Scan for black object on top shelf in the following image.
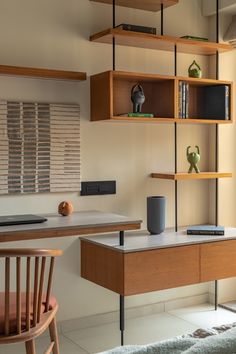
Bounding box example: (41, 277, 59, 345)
(116, 24, 156, 35)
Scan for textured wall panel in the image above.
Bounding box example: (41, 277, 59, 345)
(0, 101, 80, 194)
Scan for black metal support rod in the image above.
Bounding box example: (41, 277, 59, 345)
(120, 295, 125, 346)
(214, 0, 219, 308)
(119, 231, 124, 246)
(112, 0, 116, 28)
(174, 122, 178, 232)
(112, 0, 116, 70)
(161, 3, 164, 36)
(216, 51, 219, 80)
(215, 280, 218, 310)
(215, 124, 219, 226)
(174, 45, 177, 76)
(175, 181, 178, 232)
(113, 38, 116, 71)
(174, 123, 177, 173)
(216, 0, 219, 43)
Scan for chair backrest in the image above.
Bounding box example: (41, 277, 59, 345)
(0, 248, 62, 336)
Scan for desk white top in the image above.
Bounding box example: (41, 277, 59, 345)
(80, 227, 236, 253)
(0, 211, 142, 242)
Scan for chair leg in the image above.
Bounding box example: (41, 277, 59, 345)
(25, 339, 36, 354)
(49, 317, 60, 354)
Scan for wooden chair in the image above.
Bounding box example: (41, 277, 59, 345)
(0, 248, 62, 354)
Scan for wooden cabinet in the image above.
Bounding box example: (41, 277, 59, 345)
(81, 240, 200, 296)
(200, 240, 236, 282)
(81, 238, 236, 296)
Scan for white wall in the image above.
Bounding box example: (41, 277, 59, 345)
(0, 0, 235, 321)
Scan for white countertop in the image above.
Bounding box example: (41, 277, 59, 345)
(80, 227, 236, 252)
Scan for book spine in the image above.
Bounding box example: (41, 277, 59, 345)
(185, 83, 189, 118)
(182, 82, 186, 118)
(225, 85, 229, 120)
(187, 230, 224, 235)
(179, 82, 183, 118)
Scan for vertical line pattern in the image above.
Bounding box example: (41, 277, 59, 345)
(0, 101, 80, 194)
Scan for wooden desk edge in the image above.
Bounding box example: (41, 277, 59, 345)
(0, 222, 141, 243)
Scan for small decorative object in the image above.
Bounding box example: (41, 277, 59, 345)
(147, 196, 166, 235)
(58, 201, 74, 216)
(131, 84, 145, 113)
(187, 145, 200, 173)
(188, 60, 202, 78)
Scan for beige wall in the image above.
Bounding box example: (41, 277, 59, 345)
(0, 0, 235, 320)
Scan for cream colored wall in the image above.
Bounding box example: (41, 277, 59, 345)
(0, 0, 234, 321)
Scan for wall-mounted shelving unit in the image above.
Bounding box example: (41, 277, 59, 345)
(90, 0, 179, 12)
(91, 70, 233, 124)
(90, 0, 235, 343)
(0, 64, 87, 81)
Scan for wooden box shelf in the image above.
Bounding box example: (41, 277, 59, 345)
(0, 64, 87, 81)
(150, 172, 233, 180)
(91, 71, 175, 121)
(90, 70, 233, 124)
(90, 0, 179, 12)
(90, 29, 234, 56)
(177, 77, 232, 122)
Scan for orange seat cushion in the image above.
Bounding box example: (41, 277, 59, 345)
(0, 292, 57, 335)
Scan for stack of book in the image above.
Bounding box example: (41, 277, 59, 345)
(179, 81, 189, 118)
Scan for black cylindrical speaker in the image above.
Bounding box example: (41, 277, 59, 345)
(147, 196, 166, 235)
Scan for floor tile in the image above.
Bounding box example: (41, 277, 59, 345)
(0, 334, 87, 354)
(64, 312, 198, 353)
(169, 303, 236, 328)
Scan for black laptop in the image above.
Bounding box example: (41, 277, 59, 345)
(0, 214, 47, 226)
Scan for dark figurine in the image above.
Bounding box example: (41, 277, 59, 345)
(131, 84, 145, 113)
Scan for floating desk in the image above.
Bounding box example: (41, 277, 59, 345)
(0, 211, 142, 243)
(81, 229, 236, 345)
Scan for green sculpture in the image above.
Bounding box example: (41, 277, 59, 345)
(188, 60, 202, 78)
(187, 146, 200, 173)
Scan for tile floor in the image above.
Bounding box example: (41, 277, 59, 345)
(1, 303, 236, 354)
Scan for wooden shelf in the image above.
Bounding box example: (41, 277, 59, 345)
(90, 71, 233, 123)
(110, 116, 232, 124)
(151, 172, 233, 180)
(0, 65, 87, 81)
(90, 0, 179, 12)
(90, 28, 234, 55)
